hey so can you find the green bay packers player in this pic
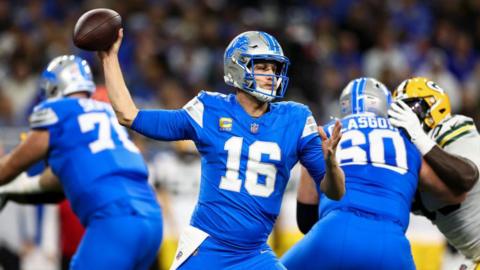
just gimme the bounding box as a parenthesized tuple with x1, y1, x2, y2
(389, 77, 480, 269)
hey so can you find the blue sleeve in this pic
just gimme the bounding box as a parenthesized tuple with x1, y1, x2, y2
(131, 109, 197, 141)
(299, 136, 326, 185)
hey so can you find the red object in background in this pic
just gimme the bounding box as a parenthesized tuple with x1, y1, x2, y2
(59, 200, 84, 257)
(91, 86, 111, 103)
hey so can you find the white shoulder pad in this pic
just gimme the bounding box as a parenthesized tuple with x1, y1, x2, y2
(29, 107, 59, 128)
(202, 91, 227, 98)
(183, 97, 204, 128)
(430, 115, 478, 148)
(301, 115, 318, 138)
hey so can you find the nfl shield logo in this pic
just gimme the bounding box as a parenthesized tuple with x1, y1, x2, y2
(176, 251, 183, 260)
(250, 123, 259, 134)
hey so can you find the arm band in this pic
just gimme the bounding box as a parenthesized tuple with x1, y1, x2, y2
(296, 201, 319, 234)
(7, 192, 66, 204)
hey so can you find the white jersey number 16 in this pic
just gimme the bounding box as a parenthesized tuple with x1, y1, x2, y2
(219, 136, 280, 198)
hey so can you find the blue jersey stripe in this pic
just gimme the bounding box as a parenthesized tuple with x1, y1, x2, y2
(384, 86, 392, 105)
(76, 60, 89, 79)
(358, 78, 366, 113)
(260, 32, 278, 53)
(350, 80, 359, 114)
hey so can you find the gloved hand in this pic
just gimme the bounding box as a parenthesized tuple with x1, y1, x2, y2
(388, 100, 436, 155)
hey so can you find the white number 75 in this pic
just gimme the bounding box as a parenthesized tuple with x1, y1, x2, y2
(78, 112, 139, 154)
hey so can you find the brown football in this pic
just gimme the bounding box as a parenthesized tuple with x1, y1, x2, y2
(73, 8, 121, 51)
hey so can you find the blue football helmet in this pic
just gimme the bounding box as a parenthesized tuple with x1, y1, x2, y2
(39, 55, 95, 100)
(339, 77, 392, 117)
(224, 31, 290, 102)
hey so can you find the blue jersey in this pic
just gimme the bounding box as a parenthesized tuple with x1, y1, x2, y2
(30, 98, 157, 225)
(132, 91, 325, 249)
(322, 113, 422, 230)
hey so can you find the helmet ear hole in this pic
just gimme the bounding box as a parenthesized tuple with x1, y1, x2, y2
(246, 59, 253, 70)
(439, 108, 446, 113)
(240, 56, 249, 65)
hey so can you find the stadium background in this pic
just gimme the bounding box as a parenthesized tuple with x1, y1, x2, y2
(0, 0, 479, 269)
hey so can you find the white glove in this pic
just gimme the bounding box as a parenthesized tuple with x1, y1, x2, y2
(388, 100, 436, 155)
(0, 173, 41, 194)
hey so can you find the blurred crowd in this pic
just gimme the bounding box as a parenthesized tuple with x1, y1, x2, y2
(0, 0, 479, 126)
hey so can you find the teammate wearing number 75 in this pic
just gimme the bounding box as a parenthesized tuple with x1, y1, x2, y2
(0, 55, 163, 270)
(282, 77, 466, 270)
(99, 29, 345, 269)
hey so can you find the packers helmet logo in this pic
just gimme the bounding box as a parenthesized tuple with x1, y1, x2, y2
(393, 77, 451, 131)
(426, 80, 445, 94)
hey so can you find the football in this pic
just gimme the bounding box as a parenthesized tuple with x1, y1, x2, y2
(73, 8, 122, 51)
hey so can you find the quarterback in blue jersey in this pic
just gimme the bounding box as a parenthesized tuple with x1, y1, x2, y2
(0, 55, 162, 270)
(281, 77, 466, 270)
(99, 29, 345, 269)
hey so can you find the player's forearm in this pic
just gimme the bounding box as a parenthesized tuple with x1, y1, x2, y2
(320, 160, 345, 201)
(0, 155, 17, 185)
(297, 166, 319, 204)
(424, 146, 479, 193)
(0, 154, 31, 186)
(0, 131, 49, 186)
(419, 159, 467, 205)
(102, 56, 139, 127)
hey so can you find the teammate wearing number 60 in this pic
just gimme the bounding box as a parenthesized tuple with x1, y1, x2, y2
(98, 29, 345, 269)
(0, 55, 163, 270)
(282, 77, 466, 270)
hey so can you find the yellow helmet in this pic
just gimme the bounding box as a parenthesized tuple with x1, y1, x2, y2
(393, 77, 451, 131)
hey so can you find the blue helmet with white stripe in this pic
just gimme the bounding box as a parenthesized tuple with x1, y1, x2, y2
(224, 31, 290, 102)
(339, 77, 392, 118)
(40, 55, 95, 100)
